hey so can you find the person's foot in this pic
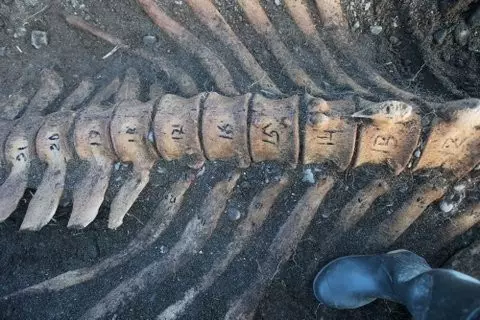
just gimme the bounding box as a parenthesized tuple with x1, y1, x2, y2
(313, 250, 431, 309)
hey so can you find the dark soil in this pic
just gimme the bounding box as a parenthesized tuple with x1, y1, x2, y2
(0, 0, 478, 319)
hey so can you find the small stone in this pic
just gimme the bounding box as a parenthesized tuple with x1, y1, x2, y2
(414, 149, 421, 158)
(433, 29, 447, 45)
(302, 168, 315, 184)
(31, 30, 48, 49)
(389, 36, 400, 45)
(84, 14, 92, 21)
(370, 25, 383, 35)
(274, 0, 281, 6)
(454, 22, 470, 46)
(439, 200, 454, 213)
(159, 245, 168, 254)
(143, 35, 156, 46)
(0, 47, 5, 57)
(13, 26, 27, 39)
(226, 207, 242, 221)
(364, 2, 371, 11)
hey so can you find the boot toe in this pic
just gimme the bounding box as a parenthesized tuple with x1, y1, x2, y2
(313, 256, 381, 309)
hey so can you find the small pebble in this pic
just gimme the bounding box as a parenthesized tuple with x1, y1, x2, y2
(433, 29, 447, 45)
(439, 200, 454, 213)
(414, 149, 421, 158)
(0, 47, 5, 57)
(159, 245, 168, 254)
(226, 207, 242, 221)
(389, 36, 400, 45)
(143, 35, 157, 46)
(370, 25, 383, 35)
(31, 30, 48, 49)
(274, 0, 281, 6)
(302, 168, 315, 184)
(13, 26, 27, 39)
(454, 22, 470, 46)
(364, 2, 371, 11)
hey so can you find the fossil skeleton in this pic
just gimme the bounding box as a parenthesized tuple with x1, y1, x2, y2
(0, 0, 479, 319)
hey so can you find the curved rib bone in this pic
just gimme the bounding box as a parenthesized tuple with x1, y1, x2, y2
(185, 0, 282, 95)
(4, 173, 195, 299)
(136, 0, 238, 96)
(237, 0, 325, 95)
(157, 174, 291, 320)
(79, 171, 241, 320)
(224, 175, 334, 320)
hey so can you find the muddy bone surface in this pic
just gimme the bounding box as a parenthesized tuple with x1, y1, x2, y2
(0, 0, 479, 319)
(1, 68, 478, 231)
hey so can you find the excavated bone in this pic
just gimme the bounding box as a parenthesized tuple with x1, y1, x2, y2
(0, 69, 479, 231)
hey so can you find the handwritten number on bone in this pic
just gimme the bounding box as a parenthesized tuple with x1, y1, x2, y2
(262, 123, 280, 145)
(126, 126, 136, 143)
(217, 123, 234, 140)
(48, 133, 60, 152)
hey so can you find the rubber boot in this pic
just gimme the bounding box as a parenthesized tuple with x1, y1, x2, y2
(313, 249, 480, 320)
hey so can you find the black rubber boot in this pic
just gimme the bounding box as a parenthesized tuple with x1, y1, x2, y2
(313, 249, 480, 320)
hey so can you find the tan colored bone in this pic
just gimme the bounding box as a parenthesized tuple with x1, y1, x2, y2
(303, 96, 356, 170)
(414, 100, 480, 177)
(153, 94, 205, 167)
(369, 178, 449, 248)
(108, 100, 158, 229)
(0, 120, 14, 165)
(0, 116, 44, 222)
(353, 100, 421, 174)
(202, 92, 251, 168)
(20, 111, 76, 231)
(68, 106, 117, 228)
(250, 94, 299, 166)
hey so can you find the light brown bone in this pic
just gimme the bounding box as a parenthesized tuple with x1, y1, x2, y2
(0, 69, 63, 223)
(414, 99, 480, 177)
(250, 94, 299, 166)
(108, 99, 158, 229)
(80, 171, 241, 320)
(237, 0, 325, 96)
(353, 100, 421, 174)
(68, 106, 117, 228)
(0, 117, 43, 222)
(136, 0, 238, 96)
(225, 175, 335, 320)
(157, 174, 291, 320)
(154, 94, 205, 168)
(314, 0, 348, 29)
(303, 96, 356, 170)
(20, 111, 75, 231)
(283, 0, 369, 95)
(202, 92, 251, 168)
(185, 0, 281, 95)
(368, 178, 449, 248)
